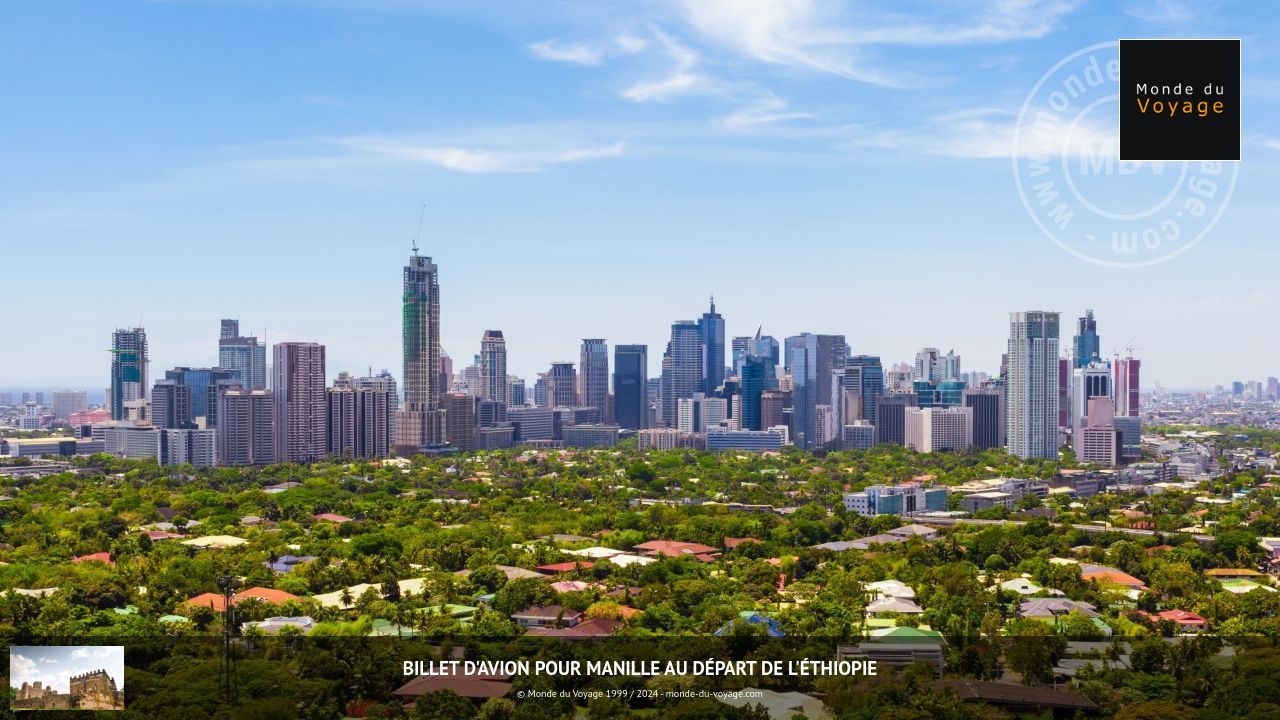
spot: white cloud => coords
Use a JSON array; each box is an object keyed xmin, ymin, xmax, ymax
[
  {"xmin": 621, "ymin": 27, "xmax": 712, "ymax": 102},
  {"xmin": 843, "ymin": 107, "xmax": 1115, "ymax": 159},
  {"xmin": 719, "ymin": 95, "xmax": 814, "ymax": 129},
  {"xmin": 332, "ymin": 137, "xmax": 626, "ymax": 173},
  {"xmin": 527, "ymin": 35, "xmax": 649, "ymax": 65}
]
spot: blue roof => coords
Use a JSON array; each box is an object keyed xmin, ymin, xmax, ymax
[
  {"xmin": 714, "ymin": 612, "xmax": 784, "ymax": 638},
  {"xmin": 264, "ymin": 555, "xmax": 317, "ymax": 573}
]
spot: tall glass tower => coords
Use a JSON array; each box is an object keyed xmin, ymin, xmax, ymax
[
  {"xmin": 110, "ymin": 327, "xmax": 148, "ymax": 420},
  {"xmin": 1073, "ymin": 309, "xmax": 1101, "ymax": 368},
  {"xmin": 1007, "ymin": 311, "xmax": 1060, "ymax": 459},
  {"xmin": 394, "ymin": 250, "xmax": 442, "ymax": 453},
  {"xmin": 698, "ymin": 297, "xmax": 725, "ymax": 395}
]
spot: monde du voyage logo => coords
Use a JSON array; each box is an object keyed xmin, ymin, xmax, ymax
[{"xmin": 1013, "ymin": 39, "xmax": 1240, "ymax": 268}]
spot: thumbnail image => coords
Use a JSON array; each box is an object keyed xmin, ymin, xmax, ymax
[{"xmin": 10, "ymin": 646, "xmax": 124, "ymax": 711}]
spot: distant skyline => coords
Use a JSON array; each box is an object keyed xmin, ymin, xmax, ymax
[{"xmin": 3, "ymin": 1, "xmax": 1279, "ymax": 389}]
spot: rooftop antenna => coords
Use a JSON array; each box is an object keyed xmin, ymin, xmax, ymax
[{"xmin": 412, "ymin": 204, "xmax": 425, "ymax": 256}]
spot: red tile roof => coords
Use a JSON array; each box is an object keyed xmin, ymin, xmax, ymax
[
  {"xmin": 1082, "ymin": 569, "xmax": 1146, "ymax": 589},
  {"xmin": 72, "ymin": 552, "xmax": 114, "ymax": 566},
  {"xmin": 535, "ymin": 561, "xmax": 594, "ymax": 574},
  {"xmin": 235, "ymin": 587, "xmax": 301, "ymax": 604},
  {"xmin": 633, "ymin": 540, "xmax": 719, "ymax": 557},
  {"xmin": 313, "ymin": 513, "xmax": 352, "ymax": 523},
  {"xmin": 183, "ymin": 592, "xmax": 228, "ymax": 612},
  {"xmin": 724, "ymin": 537, "xmax": 760, "ymax": 550}
]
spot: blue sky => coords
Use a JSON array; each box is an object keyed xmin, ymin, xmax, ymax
[
  {"xmin": 2, "ymin": 0, "xmax": 1278, "ymax": 391},
  {"xmin": 10, "ymin": 645, "xmax": 125, "ymax": 694}
]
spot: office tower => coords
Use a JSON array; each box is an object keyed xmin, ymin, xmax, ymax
[
  {"xmin": 534, "ymin": 375, "xmax": 548, "ymax": 407},
  {"xmin": 1114, "ymin": 415, "xmax": 1141, "ymax": 462},
  {"xmin": 677, "ymin": 393, "xmax": 703, "ymax": 433},
  {"xmin": 751, "ymin": 329, "xmax": 780, "ymax": 367},
  {"xmin": 842, "ymin": 422, "xmax": 876, "ymax": 450},
  {"xmin": 51, "ymin": 390, "xmax": 87, "ymax": 422},
  {"xmin": 0, "ymin": 393, "xmax": 11, "ymax": 406},
  {"xmin": 1007, "ymin": 311, "xmax": 1060, "ymax": 460},
  {"xmin": 1072, "ymin": 309, "xmax": 1101, "ymax": 368},
  {"xmin": 34, "ymin": 392, "xmax": 44, "ymax": 406},
  {"xmin": 326, "ymin": 382, "xmax": 356, "ymax": 457},
  {"xmin": 547, "ymin": 361, "xmax": 578, "ymax": 408},
  {"xmin": 110, "ymin": 327, "xmax": 148, "ymax": 420},
  {"xmin": 964, "ymin": 386, "xmax": 1005, "ymax": 450},
  {"xmin": 273, "ymin": 342, "xmax": 327, "ymax": 463},
  {"xmin": 784, "ymin": 333, "xmax": 846, "ymax": 450},
  {"xmin": 508, "ymin": 376, "xmax": 526, "ymax": 407},
  {"xmin": 216, "ymin": 388, "xmax": 274, "ymax": 466},
  {"xmin": 1070, "ymin": 361, "xmax": 1112, "ymax": 435},
  {"xmin": 1269, "ymin": 377, "xmax": 1279, "ymax": 402},
  {"xmin": 698, "ymin": 297, "xmax": 725, "ymax": 395},
  {"xmin": 165, "ymin": 367, "xmax": 238, "ymax": 422},
  {"xmin": 1057, "ymin": 358, "xmax": 1070, "ymax": 428},
  {"xmin": 875, "ymin": 394, "xmax": 916, "ymax": 446},
  {"xmin": 395, "ymin": 250, "xmax": 444, "ymax": 454},
  {"xmin": 613, "ymin": 344, "xmax": 648, "ymax": 430},
  {"xmin": 905, "ymin": 406, "xmax": 973, "ymax": 453},
  {"xmin": 1114, "ymin": 357, "xmax": 1141, "ymax": 417},
  {"xmin": 914, "ymin": 348, "xmax": 941, "ymax": 383},
  {"xmin": 579, "ymin": 339, "xmax": 609, "ymax": 412},
  {"xmin": 440, "ymin": 352, "xmax": 454, "ymax": 394},
  {"xmin": 940, "ymin": 350, "xmax": 961, "ymax": 381},
  {"xmin": 847, "ymin": 356, "xmax": 883, "ymax": 426},
  {"xmin": 442, "ymin": 391, "xmax": 477, "ymax": 451},
  {"xmin": 507, "ymin": 406, "xmax": 554, "ymax": 441},
  {"xmin": 151, "ymin": 380, "xmax": 194, "ymax": 430},
  {"xmin": 354, "ymin": 368, "xmax": 398, "ymax": 399},
  {"xmin": 731, "ymin": 336, "xmax": 751, "ymax": 377},
  {"xmin": 738, "ymin": 355, "xmax": 771, "ymax": 430},
  {"xmin": 479, "ymin": 330, "xmax": 508, "ymax": 407},
  {"xmin": 1231, "ymin": 381, "xmax": 1244, "ymax": 396},
  {"xmin": 661, "ymin": 321, "xmax": 702, "ymax": 428},
  {"xmin": 1074, "ymin": 396, "xmax": 1118, "ymax": 466},
  {"xmin": 218, "ymin": 320, "xmax": 267, "ymax": 391}
]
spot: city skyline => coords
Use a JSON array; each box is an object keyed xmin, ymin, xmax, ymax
[{"xmin": 4, "ymin": 2, "xmax": 1280, "ymax": 389}]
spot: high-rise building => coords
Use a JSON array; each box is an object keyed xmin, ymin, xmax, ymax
[
  {"xmin": 579, "ymin": 339, "xmax": 609, "ymax": 413},
  {"xmin": 731, "ymin": 336, "xmax": 751, "ymax": 378},
  {"xmin": 1114, "ymin": 357, "xmax": 1141, "ymax": 417},
  {"xmin": 110, "ymin": 328, "xmax": 148, "ymax": 421},
  {"xmin": 218, "ymin": 320, "xmax": 267, "ymax": 391},
  {"xmin": 940, "ymin": 350, "xmax": 961, "ymax": 381},
  {"xmin": 914, "ymin": 348, "xmax": 941, "ymax": 383},
  {"xmin": 964, "ymin": 386, "xmax": 1005, "ymax": 450},
  {"xmin": 1074, "ymin": 396, "xmax": 1118, "ymax": 466},
  {"xmin": 51, "ymin": 390, "xmax": 87, "ymax": 422},
  {"xmin": 1007, "ymin": 311, "xmax": 1060, "ymax": 460},
  {"xmin": 1072, "ymin": 309, "xmax": 1101, "ymax": 368},
  {"xmin": 151, "ymin": 380, "xmax": 194, "ymax": 430},
  {"xmin": 1057, "ymin": 357, "xmax": 1071, "ymax": 428},
  {"xmin": 508, "ymin": 376, "xmax": 526, "ymax": 407},
  {"xmin": 273, "ymin": 342, "xmax": 326, "ymax": 463},
  {"xmin": 216, "ymin": 388, "xmax": 274, "ymax": 466},
  {"xmin": 875, "ymin": 394, "xmax": 917, "ymax": 446},
  {"xmin": 738, "ymin": 355, "xmax": 771, "ymax": 431},
  {"xmin": 905, "ymin": 406, "xmax": 973, "ymax": 452},
  {"xmin": 784, "ymin": 333, "xmax": 846, "ymax": 450},
  {"xmin": 847, "ymin": 356, "xmax": 883, "ymax": 426},
  {"xmin": 613, "ymin": 344, "xmax": 648, "ymax": 430},
  {"xmin": 326, "ymin": 383, "xmax": 356, "ymax": 457},
  {"xmin": 443, "ymin": 391, "xmax": 477, "ymax": 452},
  {"xmin": 479, "ymin": 331, "xmax": 508, "ymax": 407},
  {"xmin": 328, "ymin": 370, "xmax": 394, "ymax": 459},
  {"xmin": 395, "ymin": 250, "xmax": 444, "ymax": 455},
  {"xmin": 547, "ymin": 361, "xmax": 578, "ymax": 408},
  {"xmin": 760, "ymin": 390, "xmax": 788, "ymax": 432},
  {"xmin": 158, "ymin": 428, "xmax": 217, "ymax": 467},
  {"xmin": 165, "ymin": 367, "xmax": 238, "ymax": 421},
  {"xmin": 1070, "ymin": 361, "xmax": 1112, "ymax": 436},
  {"xmin": 698, "ymin": 297, "xmax": 725, "ymax": 395},
  {"xmin": 661, "ymin": 321, "xmax": 702, "ymax": 428}
]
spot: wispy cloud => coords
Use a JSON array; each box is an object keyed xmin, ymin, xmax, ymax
[
  {"xmin": 331, "ymin": 136, "xmax": 626, "ymax": 173},
  {"xmin": 1124, "ymin": 0, "xmax": 1202, "ymax": 24},
  {"xmin": 527, "ymin": 34, "xmax": 648, "ymax": 65},
  {"xmin": 621, "ymin": 27, "xmax": 711, "ymax": 102},
  {"xmin": 842, "ymin": 107, "xmax": 1115, "ymax": 159},
  {"xmin": 719, "ymin": 95, "xmax": 814, "ymax": 129}
]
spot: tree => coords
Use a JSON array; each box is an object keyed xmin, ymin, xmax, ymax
[{"xmin": 410, "ymin": 690, "xmax": 476, "ymax": 720}]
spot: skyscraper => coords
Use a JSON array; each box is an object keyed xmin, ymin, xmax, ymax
[
  {"xmin": 547, "ymin": 361, "xmax": 578, "ymax": 408},
  {"xmin": 1007, "ymin": 311, "xmax": 1060, "ymax": 460},
  {"xmin": 216, "ymin": 387, "xmax": 274, "ymax": 466},
  {"xmin": 613, "ymin": 344, "xmax": 648, "ymax": 430},
  {"xmin": 110, "ymin": 327, "xmax": 148, "ymax": 421},
  {"xmin": 1073, "ymin": 309, "xmax": 1101, "ymax": 368},
  {"xmin": 151, "ymin": 380, "xmax": 193, "ymax": 430},
  {"xmin": 273, "ymin": 342, "xmax": 327, "ymax": 463},
  {"xmin": 1070, "ymin": 361, "xmax": 1111, "ymax": 436},
  {"xmin": 963, "ymin": 386, "xmax": 1005, "ymax": 450},
  {"xmin": 698, "ymin": 297, "xmax": 725, "ymax": 395},
  {"xmin": 914, "ymin": 348, "xmax": 941, "ymax": 383},
  {"xmin": 479, "ymin": 330, "xmax": 508, "ymax": 408},
  {"xmin": 784, "ymin": 333, "xmax": 846, "ymax": 450},
  {"xmin": 847, "ymin": 355, "xmax": 883, "ymax": 426},
  {"xmin": 874, "ymin": 394, "xmax": 916, "ymax": 446},
  {"xmin": 1114, "ymin": 357, "xmax": 1141, "ymax": 417},
  {"xmin": 661, "ymin": 321, "xmax": 702, "ymax": 428},
  {"xmin": 443, "ymin": 391, "xmax": 477, "ymax": 452},
  {"xmin": 395, "ymin": 250, "xmax": 444, "ymax": 454},
  {"xmin": 738, "ymin": 355, "xmax": 771, "ymax": 431},
  {"xmin": 218, "ymin": 319, "xmax": 267, "ymax": 391},
  {"xmin": 579, "ymin": 339, "xmax": 609, "ymax": 413},
  {"xmin": 165, "ymin": 367, "xmax": 238, "ymax": 421}
]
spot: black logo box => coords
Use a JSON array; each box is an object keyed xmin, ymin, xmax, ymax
[{"xmin": 1120, "ymin": 39, "xmax": 1240, "ymax": 161}]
